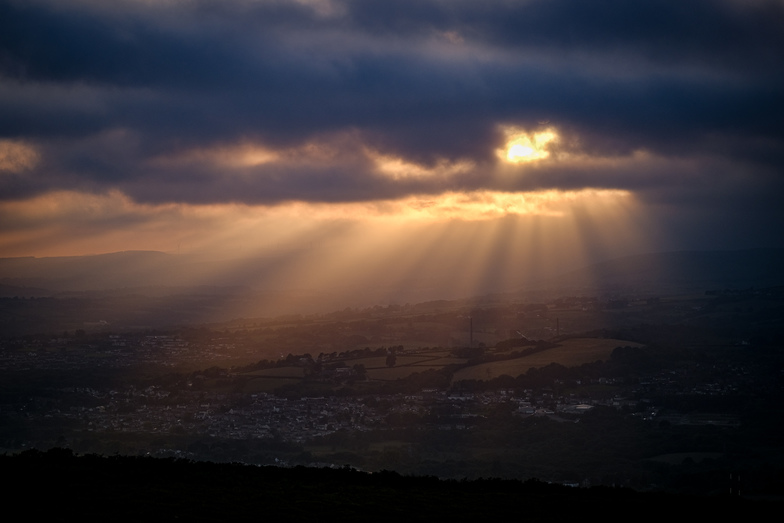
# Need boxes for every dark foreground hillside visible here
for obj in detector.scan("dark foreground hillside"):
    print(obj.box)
[3,449,778,521]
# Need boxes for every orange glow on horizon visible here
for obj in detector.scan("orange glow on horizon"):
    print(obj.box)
[0,188,638,259]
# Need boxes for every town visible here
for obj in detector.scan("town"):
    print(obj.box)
[2,286,779,493]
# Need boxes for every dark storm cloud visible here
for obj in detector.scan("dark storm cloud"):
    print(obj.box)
[0,0,782,210]
[367,0,784,70]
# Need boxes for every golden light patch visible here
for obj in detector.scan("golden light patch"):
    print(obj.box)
[0,140,39,173]
[398,189,630,220]
[229,145,280,167]
[150,133,364,172]
[152,142,280,169]
[262,189,631,223]
[370,152,474,180]
[0,188,630,229]
[0,190,170,225]
[499,126,558,163]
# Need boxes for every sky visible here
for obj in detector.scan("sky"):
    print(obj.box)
[1,0,783,299]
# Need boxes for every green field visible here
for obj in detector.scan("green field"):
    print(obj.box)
[244,367,306,378]
[418,356,467,366]
[366,365,450,380]
[452,338,640,382]
[236,339,638,389]
[349,353,463,370]
[358,352,468,380]
[346,356,389,368]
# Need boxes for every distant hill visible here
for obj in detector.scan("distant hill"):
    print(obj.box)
[0,251,268,294]
[0,251,175,292]
[0,282,53,298]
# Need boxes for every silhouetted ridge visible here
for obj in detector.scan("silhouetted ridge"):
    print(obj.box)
[3,449,776,521]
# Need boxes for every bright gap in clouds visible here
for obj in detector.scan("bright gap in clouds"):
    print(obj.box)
[500,126,559,163]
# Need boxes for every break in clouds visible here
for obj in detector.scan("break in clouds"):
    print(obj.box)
[0,0,783,250]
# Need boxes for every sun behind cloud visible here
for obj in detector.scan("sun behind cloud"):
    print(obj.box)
[500,126,558,163]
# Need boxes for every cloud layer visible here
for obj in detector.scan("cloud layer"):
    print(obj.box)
[1,0,783,259]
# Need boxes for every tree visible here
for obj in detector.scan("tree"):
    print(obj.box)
[353,364,367,380]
